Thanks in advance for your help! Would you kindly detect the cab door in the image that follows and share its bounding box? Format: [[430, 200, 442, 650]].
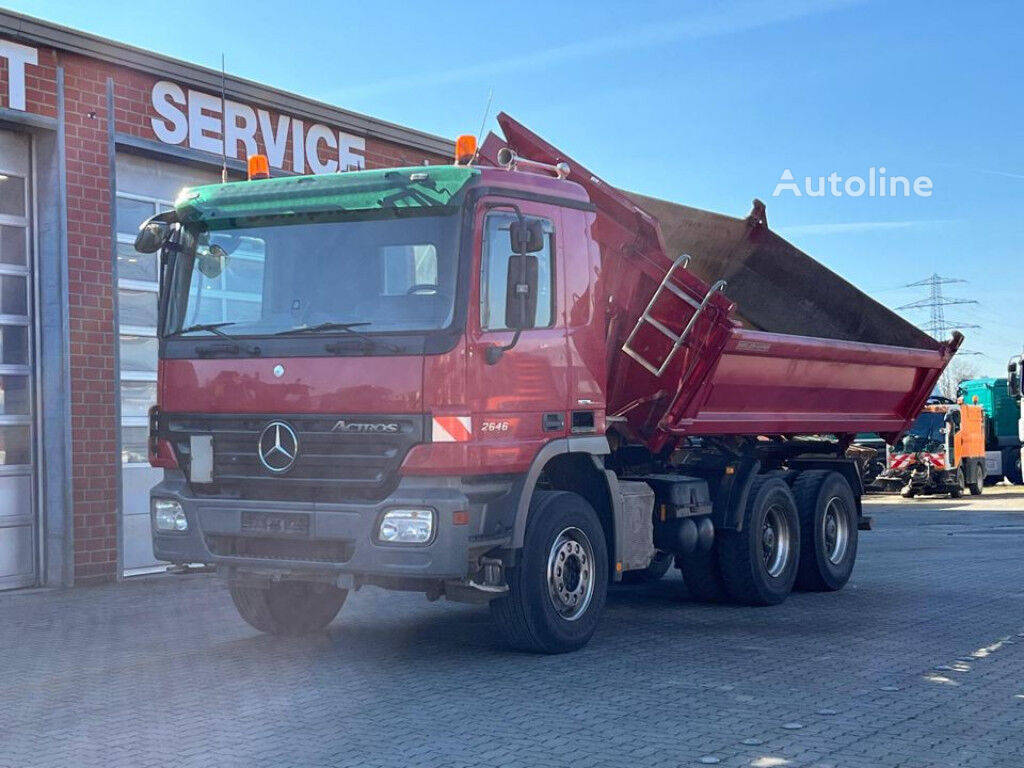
[[465, 202, 569, 466]]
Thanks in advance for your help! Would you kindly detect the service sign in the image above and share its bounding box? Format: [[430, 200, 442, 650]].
[[1, 39, 369, 176], [150, 81, 365, 175]]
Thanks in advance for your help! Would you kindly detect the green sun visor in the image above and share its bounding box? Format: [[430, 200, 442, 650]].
[[174, 166, 480, 227]]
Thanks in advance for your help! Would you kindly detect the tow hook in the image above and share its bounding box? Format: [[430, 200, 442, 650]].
[[481, 556, 503, 586], [441, 557, 509, 604], [442, 579, 509, 604]]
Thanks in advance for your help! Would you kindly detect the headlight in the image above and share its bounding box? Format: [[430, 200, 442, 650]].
[[153, 499, 188, 532], [377, 508, 434, 544]]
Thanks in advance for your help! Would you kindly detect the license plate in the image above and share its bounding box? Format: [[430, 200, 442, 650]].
[[241, 511, 310, 536]]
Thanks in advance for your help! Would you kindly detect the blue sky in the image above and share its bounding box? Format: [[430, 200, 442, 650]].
[[11, 0, 1022, 373]]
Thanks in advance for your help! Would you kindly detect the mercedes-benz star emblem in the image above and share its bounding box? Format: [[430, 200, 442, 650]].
[[257, 421, 299, 474]]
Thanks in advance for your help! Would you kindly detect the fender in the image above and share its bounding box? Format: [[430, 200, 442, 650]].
[[713, 457, 761, 532], [510, 435, 617, 549]]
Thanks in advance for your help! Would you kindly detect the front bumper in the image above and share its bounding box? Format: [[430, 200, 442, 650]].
[[151, 473, 517, 581], [875, 464, 954, 493]]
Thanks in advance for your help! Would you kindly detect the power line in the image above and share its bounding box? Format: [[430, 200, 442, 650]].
[[896, 273, 980, 348], [896, 273, 986, 396]]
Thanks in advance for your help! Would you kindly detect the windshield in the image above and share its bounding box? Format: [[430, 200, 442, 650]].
[[899, 412, 946, 453], [163, 212, 460, 337]]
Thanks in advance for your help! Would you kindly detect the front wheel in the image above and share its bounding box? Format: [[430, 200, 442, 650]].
[[1007, 453, 1023, 485], [968, 465, 984, 496], [229, 576, 347, 636], [949, 468, 965, 498], [490, 491, 608, 654], [718, 476, 800, 605]]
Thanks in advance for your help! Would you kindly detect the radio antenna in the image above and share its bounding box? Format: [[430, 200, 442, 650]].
[[220, 53, 228, 183], [470, 88, 493, 165]]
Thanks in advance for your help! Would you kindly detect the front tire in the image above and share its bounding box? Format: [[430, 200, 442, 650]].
[[718, 476, 800, 605], [491, 491, 608, 654], [792, 471, 858, 591], [968, 464, 984, 496], [949, 468, 965, 498], [229, 576, 347, 636], [1007, 452, 1023, 485]]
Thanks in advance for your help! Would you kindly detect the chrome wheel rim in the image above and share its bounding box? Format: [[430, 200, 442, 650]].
[[546, 527, 595, 621], [822, 497, 850, 565], [761, 504, 791, 578]]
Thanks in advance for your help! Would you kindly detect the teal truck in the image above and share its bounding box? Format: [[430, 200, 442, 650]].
[[957, 377, 1022, 484]]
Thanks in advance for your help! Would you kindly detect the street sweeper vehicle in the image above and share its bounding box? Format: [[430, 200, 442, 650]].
[[140, 114, 960, 652], [873, 396, 986, 497]]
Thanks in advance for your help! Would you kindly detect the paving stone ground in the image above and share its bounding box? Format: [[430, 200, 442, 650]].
[[2, 487, 1023, 768]]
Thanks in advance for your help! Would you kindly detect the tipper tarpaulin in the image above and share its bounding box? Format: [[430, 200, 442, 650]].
[[623, 192, 940, 351]]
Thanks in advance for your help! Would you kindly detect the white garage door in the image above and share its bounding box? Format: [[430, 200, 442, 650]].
[[115, 153, 219, 574], [0, 129, 37, 590]]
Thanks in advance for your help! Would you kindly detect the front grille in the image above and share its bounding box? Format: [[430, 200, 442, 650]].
[[162, 413, 425, 502], [205, 534, 354, 563]]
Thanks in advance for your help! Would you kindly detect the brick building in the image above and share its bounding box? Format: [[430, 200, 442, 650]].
[[0, 9, 452, 589]]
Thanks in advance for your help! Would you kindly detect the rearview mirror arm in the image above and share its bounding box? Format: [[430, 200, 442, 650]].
[[482, 202, 530, 365], [485, 258, 529, 365]]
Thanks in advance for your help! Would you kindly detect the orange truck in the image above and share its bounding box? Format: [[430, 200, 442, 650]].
[[874, 396, 986, 497]]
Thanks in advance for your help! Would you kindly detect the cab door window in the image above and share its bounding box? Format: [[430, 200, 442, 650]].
[[480, 214, 554, 330]]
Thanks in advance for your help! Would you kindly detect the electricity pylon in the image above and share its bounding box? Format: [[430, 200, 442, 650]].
[[897, 274, 979, 342]]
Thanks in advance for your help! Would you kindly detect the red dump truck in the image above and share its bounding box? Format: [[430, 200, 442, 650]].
[[139, 114, 960, 653]]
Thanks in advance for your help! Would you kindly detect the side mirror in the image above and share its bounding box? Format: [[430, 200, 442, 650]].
[[135, 219, 170, 254], [1009, 359, 1021, 399], [509, 219, 544, 254], [505, 253, 539, 329], [197, 244, 227, 279]]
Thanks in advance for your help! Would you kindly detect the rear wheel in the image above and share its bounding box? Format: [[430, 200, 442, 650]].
[[792, 471, 859, 591], [490, 491, 608, 654], [228, 576, 347, 635], [622, 550, 673, 583], [677, 546, 730, 602], [718, 476, 800, 605]]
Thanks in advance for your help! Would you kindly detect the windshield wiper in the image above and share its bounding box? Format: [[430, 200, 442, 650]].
[[274, 321, 372, 335], [275, 322, 400, 353], [170, 321, 237, 338], [169, 322, 261, 356]]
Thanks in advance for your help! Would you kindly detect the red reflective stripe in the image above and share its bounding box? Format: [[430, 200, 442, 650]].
[[432, 416, 472, 443]]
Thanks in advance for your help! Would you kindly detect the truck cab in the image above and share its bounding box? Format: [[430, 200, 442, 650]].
[[148, 163, 607, 586]]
